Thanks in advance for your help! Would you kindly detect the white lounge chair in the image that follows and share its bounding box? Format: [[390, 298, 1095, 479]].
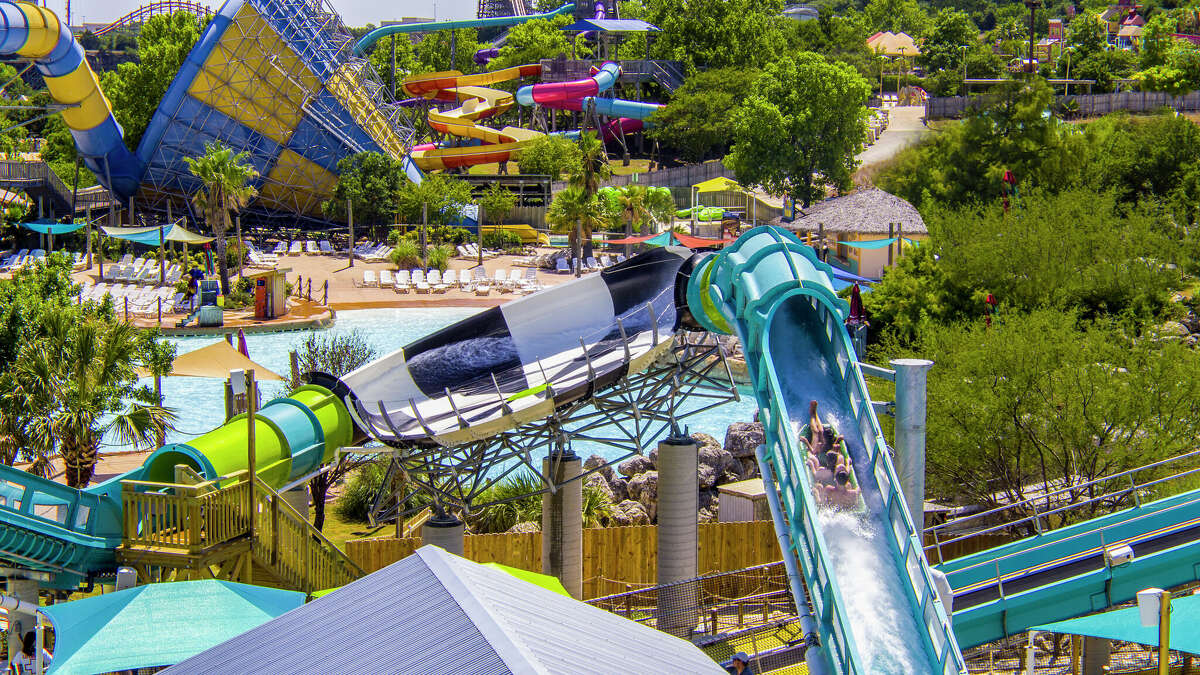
[[288, 241, 303, 255], [493, 269, 508, 291], [394, 269, 410, 293], [361, 270, 376, 287], [305, 241, 319, 254], [379, 270, 394, 288], [555, 258, 570, 274], [413, 269, 430, 294], [271, 241, 287, 255], [319, 240, 334, 254]]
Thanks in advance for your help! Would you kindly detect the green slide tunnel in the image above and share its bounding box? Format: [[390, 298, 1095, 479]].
[[139, 384, 353, 488]]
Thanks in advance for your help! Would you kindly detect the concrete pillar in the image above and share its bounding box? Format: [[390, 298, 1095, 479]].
[[656, 434, 699, 638], [542, 451, 582, 599], [6, 578, 38, 667], [892, 358, 934, 530], [421, 514, 465, 557], [1081, 636, 1111, 675], [281, 485, 310, 519]]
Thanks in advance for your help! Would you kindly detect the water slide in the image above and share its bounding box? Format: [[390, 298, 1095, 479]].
[[685, 227, 963, 674], [0, 1, 143, 196], [354, 3, 578, 55], [0, 385, 353, 589], [515, 62, 662, 140], [402, 65, 546, 171], [937, 484, 1200, 649]]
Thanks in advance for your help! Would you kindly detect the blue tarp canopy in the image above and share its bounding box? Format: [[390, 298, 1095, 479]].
[[561, 18, 661, 32], [39, 579, 304, 674], [840, 237, 922, 250], [21, 219, 83, 235], [101, 222, 214, 246], [1032, 593, 1200, 653]]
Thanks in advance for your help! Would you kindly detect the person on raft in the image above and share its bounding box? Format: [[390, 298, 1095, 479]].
[[801, 400, 859, 507]]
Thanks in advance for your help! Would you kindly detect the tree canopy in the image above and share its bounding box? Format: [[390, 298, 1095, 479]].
[[324, 151, 407, 224], [726, 52, 869, 206], [648, 67, 758, 162], [517, 134, 582, 179]]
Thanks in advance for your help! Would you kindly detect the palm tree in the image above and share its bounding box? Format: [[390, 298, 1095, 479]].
[[15, 313, 176, 488], [548, 186, 609, 276], [185, 142, 259, 294]]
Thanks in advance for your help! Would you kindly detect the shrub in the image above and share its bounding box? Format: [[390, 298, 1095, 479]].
[[390, 239, 420, 269], [334, 461, 388, 523], [482, 230, 521, 251], [427, 243, 454, 272], [429, 225, 472, 245]]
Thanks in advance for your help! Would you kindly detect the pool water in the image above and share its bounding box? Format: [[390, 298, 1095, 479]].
[[120, 308, 756, 466]]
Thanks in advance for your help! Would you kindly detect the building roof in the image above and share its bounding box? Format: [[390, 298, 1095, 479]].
[[867, 31, 920, 57], [717, 478, 767, 498], [776, 188, 927, 235], [1118, 24, 1143, 36], [165, 546, 725, 674]]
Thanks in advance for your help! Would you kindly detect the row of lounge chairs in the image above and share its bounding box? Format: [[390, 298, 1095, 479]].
[[456, 243, 501, 260], [79, 282, 183, 316], [271, 240, 337, 256], [554, 254, 626, 274], [354, 243, 393, 262], [359, 267, 543, 296], [1, 249, 90, 272], [100, 255, 183, 287]]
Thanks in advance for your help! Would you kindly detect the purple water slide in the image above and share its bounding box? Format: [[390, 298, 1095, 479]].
[[474, 47, 500, 65]]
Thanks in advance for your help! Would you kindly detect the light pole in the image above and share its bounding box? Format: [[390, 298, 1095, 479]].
[[1137, 588, 1171, 675], [1064, 46, 1074, 95], [960, 45, 969, 94], [898, 46, 907, 96], [1024, 0, 1042, 75]]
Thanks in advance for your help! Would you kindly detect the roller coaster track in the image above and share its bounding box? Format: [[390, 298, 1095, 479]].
[[91, 1, 214, 36]]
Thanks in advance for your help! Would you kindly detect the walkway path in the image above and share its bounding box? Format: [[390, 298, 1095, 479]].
[[855, 105, 928, 169]]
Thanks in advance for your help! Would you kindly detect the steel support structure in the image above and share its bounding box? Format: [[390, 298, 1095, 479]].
[[355, 331, 740, 524]]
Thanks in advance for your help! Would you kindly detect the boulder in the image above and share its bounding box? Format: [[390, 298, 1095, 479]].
[[585, 473, 614, 502], [697, 445, 734, 477], [618, 455, 655, 478], [608, 476, 630, 503], [699, 488, 719, 513], [616, 499, 650, 525], [718, 471, 740, 486], [584, 454, 613, 481], [698, 507, 716, 523], [1183, 312, 1200, 334], [629, 470, 658, 505], [727, 457, 744, 480], [508, 521, 540, 533], [724, 422, 765, 460], [1161, 321, 1190, 337], [697, 464, 719, 489]]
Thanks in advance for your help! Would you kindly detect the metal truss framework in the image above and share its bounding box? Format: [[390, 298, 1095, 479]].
[[358, 331, 741, 525], [134, 0, 418, 227], [477, 0, 532, 19]]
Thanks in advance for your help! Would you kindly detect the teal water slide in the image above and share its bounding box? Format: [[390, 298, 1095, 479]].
[[0, 385, 352, 589], [353, 4, 578, 54]]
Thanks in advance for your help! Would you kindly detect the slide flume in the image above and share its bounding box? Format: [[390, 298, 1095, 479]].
[[685, 227, 964, 674], [354, 4, 577, 55]]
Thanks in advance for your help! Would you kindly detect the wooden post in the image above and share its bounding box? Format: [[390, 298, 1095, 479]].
[[236, 214, 244, 278], [897, 222, 904, 259], [157, 297, 162, 326], [421, 202, 428, 270], [347, 199, 354, 268], [289, 350, 300, 384], [1159, 590, 1172, 675], [124, 296, 129, 321], [85, 206, 92, 269], [887, 223, 894, 267]]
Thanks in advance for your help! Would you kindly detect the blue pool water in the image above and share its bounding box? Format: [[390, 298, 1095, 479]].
[[118, 308, 756, 464]]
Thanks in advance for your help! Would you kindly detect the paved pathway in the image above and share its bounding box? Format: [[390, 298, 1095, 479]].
[[855, 105, 929, 169]]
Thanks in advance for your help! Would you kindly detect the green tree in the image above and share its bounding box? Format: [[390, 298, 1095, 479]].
[[323, 151, 406, 224], [101, 11, 206, 150], [395, 174, 474, 225], [488, 16, 574, 71], [919, 9, 979, 74], [648, 67, 758, 162], [477, 182, 518, 262], [863, 0, 932, 37], [548, 185, 613, 272], [726, 52, 869, 207], [517, 134, 581, 178], [645, 0, 791, 72], [416, 28, 482, 75], [602, 185, 676, 255], [368, 35, 420, 98], [13, 312, 176, 487], [184, 142, 260, 295], [1139, 13, 1177, 70]]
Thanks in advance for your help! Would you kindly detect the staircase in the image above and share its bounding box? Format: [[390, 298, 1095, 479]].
[[118, 470, 363, 595]]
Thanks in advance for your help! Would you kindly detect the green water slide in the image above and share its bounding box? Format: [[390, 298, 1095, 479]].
[[0, 385, 353, 589]]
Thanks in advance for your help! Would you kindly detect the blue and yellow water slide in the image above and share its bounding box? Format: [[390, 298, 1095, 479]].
[[0, 0, 410, 217]]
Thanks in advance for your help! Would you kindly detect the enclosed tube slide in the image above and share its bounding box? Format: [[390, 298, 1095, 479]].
[[685, 227, 964, 674], [0, 2, 142, 197], [354, 3, 577, 55], [0, 384, 353, 589], [516, 62, 662, 141]]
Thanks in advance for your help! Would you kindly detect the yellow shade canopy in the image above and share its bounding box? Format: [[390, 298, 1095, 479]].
[[138, 340, 283, 380]]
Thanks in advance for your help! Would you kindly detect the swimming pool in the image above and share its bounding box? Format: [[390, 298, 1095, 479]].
[[121, 308, 756, 465]]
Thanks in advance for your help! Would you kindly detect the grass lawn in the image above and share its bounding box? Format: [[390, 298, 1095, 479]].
[[315, 507, 390, 548]]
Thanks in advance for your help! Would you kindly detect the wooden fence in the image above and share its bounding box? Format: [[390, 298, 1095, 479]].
[[346, 520, 781, 599], [926, 90, 1200, 120]]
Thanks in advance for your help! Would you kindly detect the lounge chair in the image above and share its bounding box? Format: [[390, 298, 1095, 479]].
[[441, 269, 457, 289], [361, 270, 377, 287], [247, 250, 277, 269], [507, 269, 523, 289], [85, 283, 109, 302], [492, 269, 509, 291], [117, 253, 134, 266], [319, 240, 334, 254], [379, 270, 394, 288], [271, 241, 287, 255], [413, 269, 430, 294], [2, 248, 28, 270], [305, 241, 319, 254], [429, 270, 448, 293], [457, 245, 471, 258], [394, 270, 410, 293], [616, 254, 627, 264], [288, 241, 303, 255], [555, 258, 570, 274], [101, 264, 120, 281]]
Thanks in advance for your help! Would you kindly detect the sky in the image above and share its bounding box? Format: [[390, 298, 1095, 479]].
[[57, 0, 478, 31]]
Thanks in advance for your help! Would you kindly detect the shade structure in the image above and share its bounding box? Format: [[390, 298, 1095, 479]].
[[21, 219, 83, 235], [560, 18, 661, 32], [1032, 592, 1200, 653], [39, 579, 304, 675], [606, 231, 733, 248], [102, 222, 214, 245], [136, 339, 283, 380], [693, 176, 746, 193]]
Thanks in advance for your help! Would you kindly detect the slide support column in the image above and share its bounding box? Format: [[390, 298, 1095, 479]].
[[422, 513, 465, 556], [656, 432, 699, 638], [892, 358, 933, 530], [542, 450, 583, 598]]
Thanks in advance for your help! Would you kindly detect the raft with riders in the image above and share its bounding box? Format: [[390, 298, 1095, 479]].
[[799, 400, 863, 511]]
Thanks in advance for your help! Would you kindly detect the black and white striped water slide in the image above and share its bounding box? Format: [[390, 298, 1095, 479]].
[[332, 247, 699, 447]]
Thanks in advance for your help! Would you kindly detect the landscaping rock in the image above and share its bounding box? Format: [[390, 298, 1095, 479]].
[[698, 507, 716, 523], [608, 476, 630, 503], [508, 521, 540, 533], [584, 454, 613, 481], [724, 422, 765, 460], [697, 464, 719, 489], [585, 473, 614, 502], [727, 457, 744, 480], [699, 489, 719, 513], [616, 499, 650, 525], [629, 470, 658, 505], [618, 455, 655, 478], [1160, 321, 1190, 337]]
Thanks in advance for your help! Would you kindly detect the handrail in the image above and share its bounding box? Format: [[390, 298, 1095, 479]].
[[924, 448, 1200, 561], [946, 490, 1200, 591], [249, 473, 364, 587]]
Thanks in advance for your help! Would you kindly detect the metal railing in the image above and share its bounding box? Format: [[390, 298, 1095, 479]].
[[0, 160, 114, 211], [923, 448, 1200, 565]]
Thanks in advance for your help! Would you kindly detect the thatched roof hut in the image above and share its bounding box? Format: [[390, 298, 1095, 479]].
[[773, 188, 926, 235]]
